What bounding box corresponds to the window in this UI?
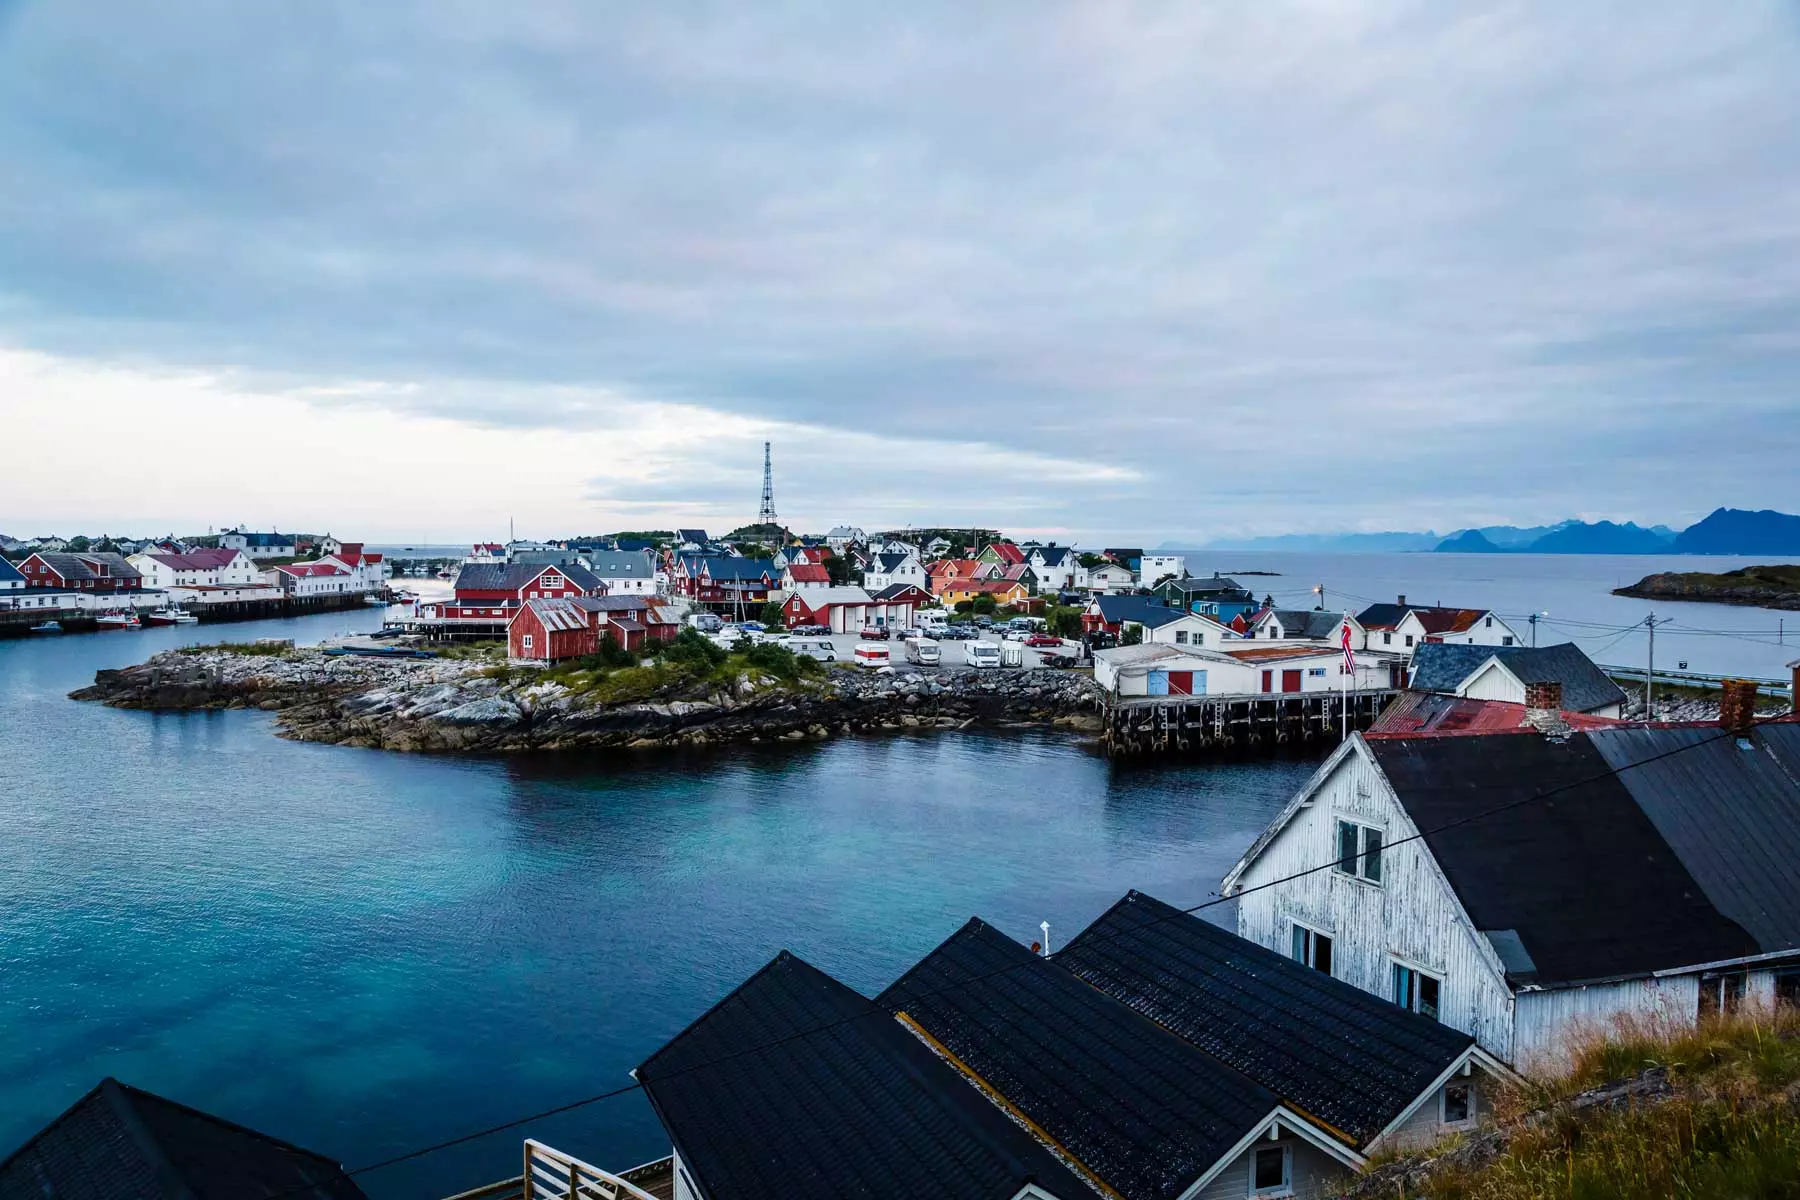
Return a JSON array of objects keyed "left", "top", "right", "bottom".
[
  {"left": 1335, "top": 820, "right": 1383, "bottom": 883},
  {"left": 1484, "top": 616, "right": 1492, "bottom": 628},
  {"left": 1250, "top": 1146, "right": 1289, "bottom": 1196},
  {"left": 1699, "top": 972, "right": 1748, "bottom": 1018},
  {"left": 1502, "top": 636, "right": 1515, "bottom": 646},
  {"left": 1308, "top": 667, "right": 1327, "bottom": 677},
  {"left": 1404, "top": 634, "right": 1414, "bottom": 648},
  {"left": 522, "top": 634, "right": 534, "bottom": 650},
  {"left": 1392, "top": 962, "right": 1443, "bottom": 1020},
  {"left": 1442, "top": 1081, "right": 1473, "bottom": 1125},
  {"left": 1291, "top": 923, "right": 1333, "bottom": 974},
  {"left": 1175, "top": 630, "right": 1188, "bottom": 644},
  {"left": 1777, "top": 970, "right": 1800, "bottom": 1010}
]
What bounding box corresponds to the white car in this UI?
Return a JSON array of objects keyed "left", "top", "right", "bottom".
[{"left": 1002, "top": 629, "right": 1032, "bottom": 643}]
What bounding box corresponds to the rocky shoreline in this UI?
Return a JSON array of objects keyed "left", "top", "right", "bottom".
[
  {"left": 1614, "top": 565, "right": 1800, "bottom": 610},
  {"left": 71, "top": 648, "right": 1106, "bottom": 754}
]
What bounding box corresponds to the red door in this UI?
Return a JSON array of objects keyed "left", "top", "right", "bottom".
[
  {"left": 1281, "top": 669, "right": 1303, "bottom": 693},
  {"left": 1167, "top": 671, "right": 1192, "bottom": 696},
  {"left": 1261, "top": 670, "right": 1273, "bottom": 693}
]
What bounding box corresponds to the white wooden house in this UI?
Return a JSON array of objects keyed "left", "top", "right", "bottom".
[
  {"left": 1223, "top": 713, "right": 1800, "bottom": 1067},
  {"left": 1138, "top": 554, "right": 1186, "bottom": 586},
  {"left": 1355, "top": 598, "right": 1520, "bottom": 654}
]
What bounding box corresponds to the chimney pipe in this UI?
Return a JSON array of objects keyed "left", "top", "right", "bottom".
[
  {"left": 1790, "top": 660, "right": 1799, "bottom": 716},
  {"left": 1397, "top": 594, "right": 1406, "bottom": 607},
  {"left": 1719, "top": 679, "right": 1758, "bottom": 737}
]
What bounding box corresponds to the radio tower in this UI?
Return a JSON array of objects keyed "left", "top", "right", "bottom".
[{"left": 758, "top": 441, "right": 778, "bottom": 528}]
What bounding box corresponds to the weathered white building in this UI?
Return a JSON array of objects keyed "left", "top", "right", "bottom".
[
  {"left": 862, "top": 550, "right": 925, "bottom": 593},
  {"left": 1407, "top": 642, "right": 1629, "bottom": 719},
  {"left": 1355, "top": 598, "right": 1520, "bottom": 654},
  {"left": 1224, "top": 708, "right": 1800, "bottom": 1067},
  {"left": 128, "top": 549, "right": 260, "bottom": 589},
  {"left": 1138, "top": 553, "right": 1186, "bottom": 585},
  {"left": 218, "top": 529, "right": 296, "bottom": 559}
]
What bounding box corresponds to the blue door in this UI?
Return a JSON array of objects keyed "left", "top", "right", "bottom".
[{"left": 1146, "top": 669, "right": 1169, "bottom": 696}]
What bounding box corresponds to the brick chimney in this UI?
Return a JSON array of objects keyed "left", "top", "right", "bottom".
[
  {"left": 1524, "top": 680, "right": 1569, "bottom": 739},
  {"left": 1719, "top": 679, "right": 1758, "bottom": 736},
  {"left": 1790, "top": 660, "right": 1799, "bottom": 716}
]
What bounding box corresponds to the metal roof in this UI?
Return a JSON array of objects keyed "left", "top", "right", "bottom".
[
  {"left": 1258, "top": 609, "right": 1345, "bottom": 639},
  {"left": 1059, "top": 892, "right": 1473, "bottom": 1147},
  {"left": 581, "top": 550, "right": 654, "bottom": 578},
  {"left": 0, "top": 1078, "right": 366, "bottom": 1199},
  {"left": 877, "top": 919, "right": 1282, "bottom": 1200},
  {"left": 1590, "top": 723, "right": 1800, "bottom": 958},
  {"left": 636, "top": 951, "right": 1081, "bottom": 1200},
  {"left": 523, "top": 598, "right": 591, "bottom": 633},
  {"left": 453, "top": 561, "right": 600, "bottom": 593}
]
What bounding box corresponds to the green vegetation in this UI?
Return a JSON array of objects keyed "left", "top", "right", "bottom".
[
  {"left": 432, "top": 640, "right": 509, "bottom": 661},
  {"left": 1369, "top": 1009, "right": 1800, "bottom": 1200},
  {"left": 177, "top": 641, "right": 293, "bottom": 658},
  {"left": 1044, "top": 604, "right": 1084, "bottom": 639},
  {"left": 757, "top": 601, "right": 787, "bottom": 629},
  {"left": 533, "top": 629, "right": 825, "bottom": 703}
]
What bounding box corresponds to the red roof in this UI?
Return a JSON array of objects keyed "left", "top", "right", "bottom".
[
  {"left": 1224, "top": 646, "right": 1341, "bottom": 663},
  {"left": 276, "top": 562, "right": 350, "bottom": 578},
  {"left": 143, "top": 549, "right": 242, "bottom": 571},
  {"left": 1368, "top": 693, "right": 1625, "bottom": 738},
  {"left": 785, "top": 563, "right": 830, "bottom": 583},
  {"left": 1413, "top": 608, "right": 1487, "bottom": 635},
  {"left": 983, "top": 543, "right": 1026, "bottom": 565}
]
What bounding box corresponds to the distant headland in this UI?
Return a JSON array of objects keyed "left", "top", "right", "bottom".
[{"left": 1193, "top": 507, "right": 1800, "bottom": 556}]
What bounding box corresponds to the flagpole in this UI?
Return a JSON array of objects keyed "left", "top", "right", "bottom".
[{"left": 1341, "top": 611, "right": 1351, "bottom": 741}]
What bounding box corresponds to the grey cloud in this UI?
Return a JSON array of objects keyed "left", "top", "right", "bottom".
[{"left": 2, "top": 1, "right": 1799, "bottom": 538}]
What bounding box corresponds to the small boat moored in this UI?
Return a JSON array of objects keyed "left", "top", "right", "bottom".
[
  {"left": 144, "top": 605, "right": 200, "bottom": 626},
  {"left": 94, "top": 610, "right": 142, "bottom": 630},
  {"left": 29, "top": 620, "right": 63, "bottom": 634}
]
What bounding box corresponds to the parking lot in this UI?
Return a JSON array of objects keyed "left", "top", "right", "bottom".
[{"left": 783, "top": 627, "right": 1085, "bottom": 672}]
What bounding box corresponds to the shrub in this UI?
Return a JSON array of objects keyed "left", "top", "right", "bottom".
[{"left": 661, "top": 628, "right": 727, "bottom": 669}]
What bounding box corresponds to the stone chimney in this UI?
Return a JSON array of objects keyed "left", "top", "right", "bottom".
[
  {"left": 1524, "top": 680, "right": 1569, "bottom": 739},
  {"left": 1719, "top": 679, "right": 1758, "bottom": 737}
]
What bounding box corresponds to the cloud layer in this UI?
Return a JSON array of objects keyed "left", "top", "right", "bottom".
[{"left": 2, "top": 2, "right": 1798, "bottom": 539}]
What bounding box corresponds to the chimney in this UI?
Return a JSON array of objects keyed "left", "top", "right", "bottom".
[
  {"left": 1524, "top": 680, "right": 1569, "bottom": 739},
  {"left": 1790, "top": 660, "right": 1799, "bottom": 716},
  {"left": 1719, "top": 679, "right": 1758, "bottom": 737},
  {"left": 1396, "top": 594, "right": 1406, "bottom": 607}
]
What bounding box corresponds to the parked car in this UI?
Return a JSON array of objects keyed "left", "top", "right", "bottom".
[
  {"left": 740, "top": 621, "right": 767, "bottom": 633},
  {"left": 896, "top": 626, "right": 925, "bottom": 640},
  {"left": 1002, "top": 629, "right": 1031, "bottom": 643},
  {"left": 973, "top": 615, "right": 994, "bottom": 628},
  {"left": 859, "top": 626, "right": 891, "bottom": 641},
  {"left": 1025, "top": 633, "right": 1062, "bottom": 648},
  {"left": 792, "top": 623, "right": 830, "bottom": 636}
]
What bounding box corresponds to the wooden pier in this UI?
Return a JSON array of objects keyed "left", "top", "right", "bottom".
[{"left": 1101, "top": 688, "right": 1399, "bottom": 758}]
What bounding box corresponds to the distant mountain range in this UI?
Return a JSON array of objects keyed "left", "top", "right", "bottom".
[{"left": 1195, "top": 508, "right": 1800, "bottom": 556}]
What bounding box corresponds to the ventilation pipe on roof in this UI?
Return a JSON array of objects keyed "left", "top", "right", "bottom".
[{"left": 1039, "top": 921, "right": 1051, "bottom": 957}]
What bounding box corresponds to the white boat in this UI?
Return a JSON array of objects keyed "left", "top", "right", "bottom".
[
  {"left": 144, "top": 605, "right": 199, "bottom": 626},
  {"left": 29, "top": 620, "right": 62, "bottom": 634},
  {"left": 95, "top": 610, "right": 142, "bottom": 630}
]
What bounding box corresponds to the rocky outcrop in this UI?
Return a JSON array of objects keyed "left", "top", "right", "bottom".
[
  {"left": 1613, "top": 565, "right": 1800, "bottom": 610},
  {"left": 73, "top": 649, "right": 1104, "bottom": 754}
]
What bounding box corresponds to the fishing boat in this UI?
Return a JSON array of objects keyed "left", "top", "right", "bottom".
[
  {"left": 28, "top": 619, "right": 62, "bottom": 634},
  {"left": 95, "top": 610, "right": 142, "bottom": 630},
  {"left": 144, "top": 605, "right": 199, "bottom": 626}
]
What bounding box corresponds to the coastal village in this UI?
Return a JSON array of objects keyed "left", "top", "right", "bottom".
[{"left": 10, "top": 474, "right": 1800, "bottom": 1200}]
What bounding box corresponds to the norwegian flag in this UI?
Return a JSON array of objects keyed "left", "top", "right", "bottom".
[{"left": 1340, "top": 619, "right": 1355, "bottom": 676}]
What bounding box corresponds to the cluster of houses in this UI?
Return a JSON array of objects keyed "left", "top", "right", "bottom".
[{"left": 0, "top": 533, "right": 391, "bottom": 621}]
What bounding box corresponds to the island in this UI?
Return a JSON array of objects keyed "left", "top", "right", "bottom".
[
  {"left": 70, "top": 642, "right": 1103, "bottom": 754},
  {"left": 1612, "top": 564, "right": 1800, "bottom": 611}
]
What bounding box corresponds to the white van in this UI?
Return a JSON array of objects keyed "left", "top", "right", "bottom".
[
  {"left": 904, "top": 637, "right": 941, "bottom": 666},
  {"left": 853, "top": 644, "right": 892, "bottom": 669},
  {"left": 786, "top": 637, "right": 837, "bottom": 662},
  {"left": 917, "top": 609, "right": 949, "bottom": 631},
  {"left": 965, "top": 640, "right": 1001, "bottom": 669}
]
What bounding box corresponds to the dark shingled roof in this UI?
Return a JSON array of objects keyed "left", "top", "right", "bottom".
[
  {"left": 1368, "top": 732, "right": 1762, "bottom": 985},
  {"left": 452, "top": 561, "right": 600, "bottom": 593},
  {"left": 0, "top": 557, "right": 22, "bottom": 585},
  {"left": 1162, "top": 574, "right": 1248, "bottom": 597},
  {"left": 1261, "top": 609, "right": 1344, "bottom": 640},
  {"left": 0, "top": 1078, "right": 366, "bottom": 1199},
  {"left": 1091, "top": 594, "right": 1176, "bottom": 626},
  {"left": 1058, "top": 892, "right": 1474, "bottom": 1147},
  {"left": 1409, "top": 642, "right": 1626, "bottom": 714},
  {"left": 636, "top": 951, "right": 1080, "bottom": 1200},
  {"left": 34, "top": 552, "right": 143, "bottom": 582},
  {"left": 877, "top": 919, "right": 1281, "bottom": 1200},
  {"left": 676, "top": 528, "right": 709, "bottom": 543}
]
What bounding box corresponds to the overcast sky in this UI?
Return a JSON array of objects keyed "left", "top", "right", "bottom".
[{"left": 3, "top": 2, "right": 1798, "bottom": 544}]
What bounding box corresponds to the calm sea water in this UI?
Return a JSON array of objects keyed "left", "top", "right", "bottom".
[
  {"left": 0, "top": 609, "right": 1314, "bottom": 1198},
  {"left": 3, "top": 550, "right": 1792, "bottom": 1197}
]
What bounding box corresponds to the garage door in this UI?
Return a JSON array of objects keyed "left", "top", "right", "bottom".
[
  {"left": 1281, "top": 669, "right": 1303, "bottom": 693},
  {"left": 1167, "top": 670, "right": 1192, "bottom": 696}
]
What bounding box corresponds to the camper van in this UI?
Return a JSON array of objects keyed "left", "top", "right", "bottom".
[
  {"left": 917, "top": 609, "right": 949, "bottom": 632},
  {"left": 904, "top": 637, "right": 941, "bottom": 666},
  {"left": 853, "top": 644, "right": 892, "bottom": 670},
  {"left": 965, "top": 640, "right": 1001, "bottom": 669},
  {"left": 785, "top": 637, "right": 837, "bottom": 662}
]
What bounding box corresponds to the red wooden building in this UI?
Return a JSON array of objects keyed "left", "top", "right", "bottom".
[
  {"left": 440, "top": 561, "right": 601, "bottom": 622},
  {"left": 508, "top": 595, "right": 680, "bottom": 662},
  {"left": 18, "top": 552, "right": 143, "bottom": 593}
]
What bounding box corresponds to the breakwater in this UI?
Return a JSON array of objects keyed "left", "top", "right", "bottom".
[{"left": 72, "top": 648, "right": 1105, "bottom": 753}]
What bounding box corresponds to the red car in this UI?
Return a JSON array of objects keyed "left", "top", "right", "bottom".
[
  {"left": 859, "top": 626, "right": 891, "bottom": 640},
  {"left": 1025, "top": 633, "right": 1062, "bottom": 648}
]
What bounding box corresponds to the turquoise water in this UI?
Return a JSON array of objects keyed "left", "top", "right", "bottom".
[{"left": 0, "top": 612, "right": 1315, "bottom": 1198}]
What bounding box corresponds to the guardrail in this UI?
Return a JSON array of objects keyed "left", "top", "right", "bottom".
[
  {"left": 1600, "top": 665, "right": 1794, "bottom": 698},
  {"left": 522, "top": 1140, "right": 660, "bottom": 1200}
]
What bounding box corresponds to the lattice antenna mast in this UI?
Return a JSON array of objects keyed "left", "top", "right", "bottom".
[{"left": 758, "top": 441, "right": 778, "bottom": 526}]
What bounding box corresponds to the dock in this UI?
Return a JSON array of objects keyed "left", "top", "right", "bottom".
[{"left": 1100, "top": 688, "right": 1399, "bottom": 757}]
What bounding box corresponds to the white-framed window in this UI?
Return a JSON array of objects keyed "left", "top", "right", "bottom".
[
  {"left": 1392, "top": 960, "right": 1443, "bottom": 1020},
  {"left": 1250, "top": 1144, "right": 1289, "bottom": 1196},
  {"left": 1175, "top": 630, "right": 1188, "bottom": 644},
  {"left": 1502, "top": 636, "right": 1515, "bottom": 646},
  {"left": 1484, "top": 616, "right": 1492, "bottom": 627},
  {"left": 1334, "top": 819, "right": 1384, "bottom": 883},
  {"left": 1441, "top": 1080, "right": 1474, "bottom": 1125},
  {"left": 1308, "top": 667, "right": 1327, "bottom": 677},
  {"left": 1404, "top": 634, "right": 1414, "bottom": 647},
  {"left": 1290, "top": 921, "right": 1333, "bottom": 974},
  {"left": 522, "top": 634, "right": 534, "bottom": 650}
]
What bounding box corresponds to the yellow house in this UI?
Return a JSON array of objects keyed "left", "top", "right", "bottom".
[{"left": 941, "top": 579, "right": 1029, "bottom": 608}]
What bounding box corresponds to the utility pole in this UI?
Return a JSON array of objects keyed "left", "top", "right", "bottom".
[
  {"left": 1313, "top": 583, "right": 1326, "bottom": 611},
  {"left": 1643, "top": 613, "right": 1665, "bottom": 720},
  {"left": 1528, "top": 612, "right": 1539, "bottom": 647}
]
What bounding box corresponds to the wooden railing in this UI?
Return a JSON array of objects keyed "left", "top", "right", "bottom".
[{"left": 522, "top": 1140, "right": 660, "bottom": 1200}]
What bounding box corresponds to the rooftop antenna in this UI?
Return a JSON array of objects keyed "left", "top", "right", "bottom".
[{"left": 758, "top": 442, "right": 778, "bottom": 528}]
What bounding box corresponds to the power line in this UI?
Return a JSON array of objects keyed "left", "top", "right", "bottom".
[{"left": 275, "top": 715, "right": 1785, "bottom": 1196}]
